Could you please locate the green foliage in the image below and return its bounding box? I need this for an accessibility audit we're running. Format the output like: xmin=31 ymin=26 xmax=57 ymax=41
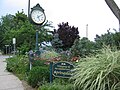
xmin=53 ymin=78 xmax=70 ymax=85
xmin=6 ymin=55 xmax=50 ymax=88
xmin=32 ymin=60 xmax=47 ymax=67
xmin=27 ymin=66 xmax=49 ymax=88
xmin=95 ymin=30 xmax=115 ymax=49
xmin=113 ymin=32 xmax=120 ymax=49
xmin=38 ymin=78 xmax=74 ymax=90
xmin=6 ymin=55 xmax=29 ymax=79
xmin=39 ymin=83 xmax=74 ymax=90
xmin=17 ymin=43 xmax=30 ymax=54
xmin=71 ymin=47 xmax=120 ymax=90
xmin=0 ymin=11 xmax=53 ymax=54
xmin=71 ymin=37 xmax=97 ymax=58
xmin=0 ymin=14 xmax=14 ymax=50
xmin=51 ymin=33 xmax=63 ymax=52
xmin=94 ymin=29 xmax=120 ymax=49
xmin=0 ymin=11 xmax=35 ymax=54
xmin=38 ymin=20 xmax=53 ymax=43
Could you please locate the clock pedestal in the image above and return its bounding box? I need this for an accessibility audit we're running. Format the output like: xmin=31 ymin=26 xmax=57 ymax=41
xmin=35 ymin=30 xmax=39 ymax=50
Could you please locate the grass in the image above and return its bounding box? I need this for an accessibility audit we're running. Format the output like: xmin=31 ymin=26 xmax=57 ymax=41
xmin=71 ymin=47 xmax=120 ymax=90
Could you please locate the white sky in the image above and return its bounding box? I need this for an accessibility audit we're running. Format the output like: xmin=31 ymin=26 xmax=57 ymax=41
xmin=0 ymin=0 xmax=120 ymax=41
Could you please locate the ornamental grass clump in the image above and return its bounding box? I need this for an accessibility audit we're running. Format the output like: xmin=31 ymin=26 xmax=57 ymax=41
xmin=71 ymin=47 xmax=120 ymax=90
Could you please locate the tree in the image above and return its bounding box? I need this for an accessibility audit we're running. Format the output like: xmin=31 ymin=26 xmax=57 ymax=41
xmin=71 ymin=37 xmax=97 ymax=57
xmin=0 ymin=14 xmax=14 ymax=51
xmin=94 ymin=29 xmax=116 ymax=49
xmin=51 ymin=29 xmax=63 ymax=52
xmin=112 ymin=32 xmax=120 ymax=49
xmin=36 ymin=21 xmax=53 ymax=43
xmin=0 ymin=11 xmax=53 ymax=54
xmin=52 ymin=22 xmax=79 ymax=50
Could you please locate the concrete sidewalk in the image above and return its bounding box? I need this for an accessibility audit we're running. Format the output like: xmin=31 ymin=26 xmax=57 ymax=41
xmin=0 ymin=55 xmax=24 ymax=90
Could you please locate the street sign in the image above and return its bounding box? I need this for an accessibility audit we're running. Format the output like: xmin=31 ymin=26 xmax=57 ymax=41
xmin=49 ymin=61 xmax=74 ymax=83
xmin=52 ymin=61 xmax=74 ymax=78
xmin=105 ymin=0 xmax=120 ymax=20
xmin=5 ymin=45 xmax=9 ymax=47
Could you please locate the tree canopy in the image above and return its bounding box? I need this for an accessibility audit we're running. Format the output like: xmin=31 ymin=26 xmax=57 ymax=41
xmin=94 ymin=29 xmax=120 ymax=49
xmin=51 ymin=22 xmax=79 ymax=51
xmin=0 ymin=11 xmax=53 ymax=54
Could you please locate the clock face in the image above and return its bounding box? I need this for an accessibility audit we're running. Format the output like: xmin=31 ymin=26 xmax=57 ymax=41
xmin=31 ymin=10 xmax=45 ymax=24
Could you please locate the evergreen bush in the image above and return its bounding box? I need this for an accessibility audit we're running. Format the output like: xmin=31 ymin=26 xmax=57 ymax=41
xmin=38 ymin=78 xmax=75 ymax=90
xmin=27 ymin=66 xmax=49 ymax=88
xmin=32 ymin=60 xmax=47 ymax=67
xmin=38 ymin=82 xmax=74 ymax=90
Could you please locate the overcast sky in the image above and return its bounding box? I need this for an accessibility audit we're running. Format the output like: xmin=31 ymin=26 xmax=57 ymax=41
xmin=0 ymin=0 xmax=120 ymax=41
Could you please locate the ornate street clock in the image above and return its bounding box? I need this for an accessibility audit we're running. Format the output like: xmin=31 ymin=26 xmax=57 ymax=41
xmin=30 ymin=4 xmax=46 ymax=25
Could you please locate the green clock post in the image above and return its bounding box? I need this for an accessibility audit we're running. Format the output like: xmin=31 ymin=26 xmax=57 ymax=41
xmin=29 ymin=3 xmax=46 ymax=52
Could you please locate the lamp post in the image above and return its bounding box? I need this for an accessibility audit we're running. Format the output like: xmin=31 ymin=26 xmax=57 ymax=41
xmin=28 ymin=2 xmax=46 ymax=70
xmin=28 ymin=0 xmax=30 ymax=17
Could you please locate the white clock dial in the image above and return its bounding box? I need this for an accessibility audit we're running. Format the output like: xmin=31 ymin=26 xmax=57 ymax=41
xmin=31 ymin=10 xmax=45 ymax=24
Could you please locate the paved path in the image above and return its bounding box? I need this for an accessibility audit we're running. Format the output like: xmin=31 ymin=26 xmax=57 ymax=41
xmin=0 ymin=55 xmax=24 ymax=90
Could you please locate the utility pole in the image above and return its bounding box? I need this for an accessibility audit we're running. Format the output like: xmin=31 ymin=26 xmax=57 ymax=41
xmin=28 ymin=0 xmax=32 ymax=70
xmin=28 ymin=0 xmax=30 ymax=17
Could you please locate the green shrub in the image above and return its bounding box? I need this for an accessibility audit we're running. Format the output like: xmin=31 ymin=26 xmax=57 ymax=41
xmin=70 ymin=38 xmax=98 ymax=58
xmin=6 ymin=57 xmax=18 ymax=72
xmin=17 ymin=43 xmax=29 ymax=55
xmin=32 ymin=60 xmax=47 ymax=67
xmin=38 ymin=78 xmax=75 ymax=90
xmin=71 ymin=47 xmax=120 ymax=90
xmin=38 ymin=83 xmax=74 ymax=90
xmin=27 ymin=66 xmax=49 ymax=88
xmin=6 ymin=55 xmax=29 ymax=79
xmin=53 ymin=78 xmax=70 ymax=85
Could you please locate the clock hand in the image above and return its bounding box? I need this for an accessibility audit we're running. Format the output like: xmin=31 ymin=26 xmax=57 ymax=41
xmin=37 ymin=15 xmax=40 ymax=21
xmin=37 ymin=15 xmax=40 ymax=18
xmin=38 ymin=14 xmax=43 ymax=17
xmin=36 ymin=14 xmax=44 ymax=22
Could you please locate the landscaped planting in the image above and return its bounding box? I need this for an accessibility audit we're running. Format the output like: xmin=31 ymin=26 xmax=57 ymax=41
xmin=6 ymin=47 xmax=120 ymax=90
xmin=6 ymin=50 xmax=60 ymax=88
xmin=6 ymin=55 xmax=29 ymax=80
